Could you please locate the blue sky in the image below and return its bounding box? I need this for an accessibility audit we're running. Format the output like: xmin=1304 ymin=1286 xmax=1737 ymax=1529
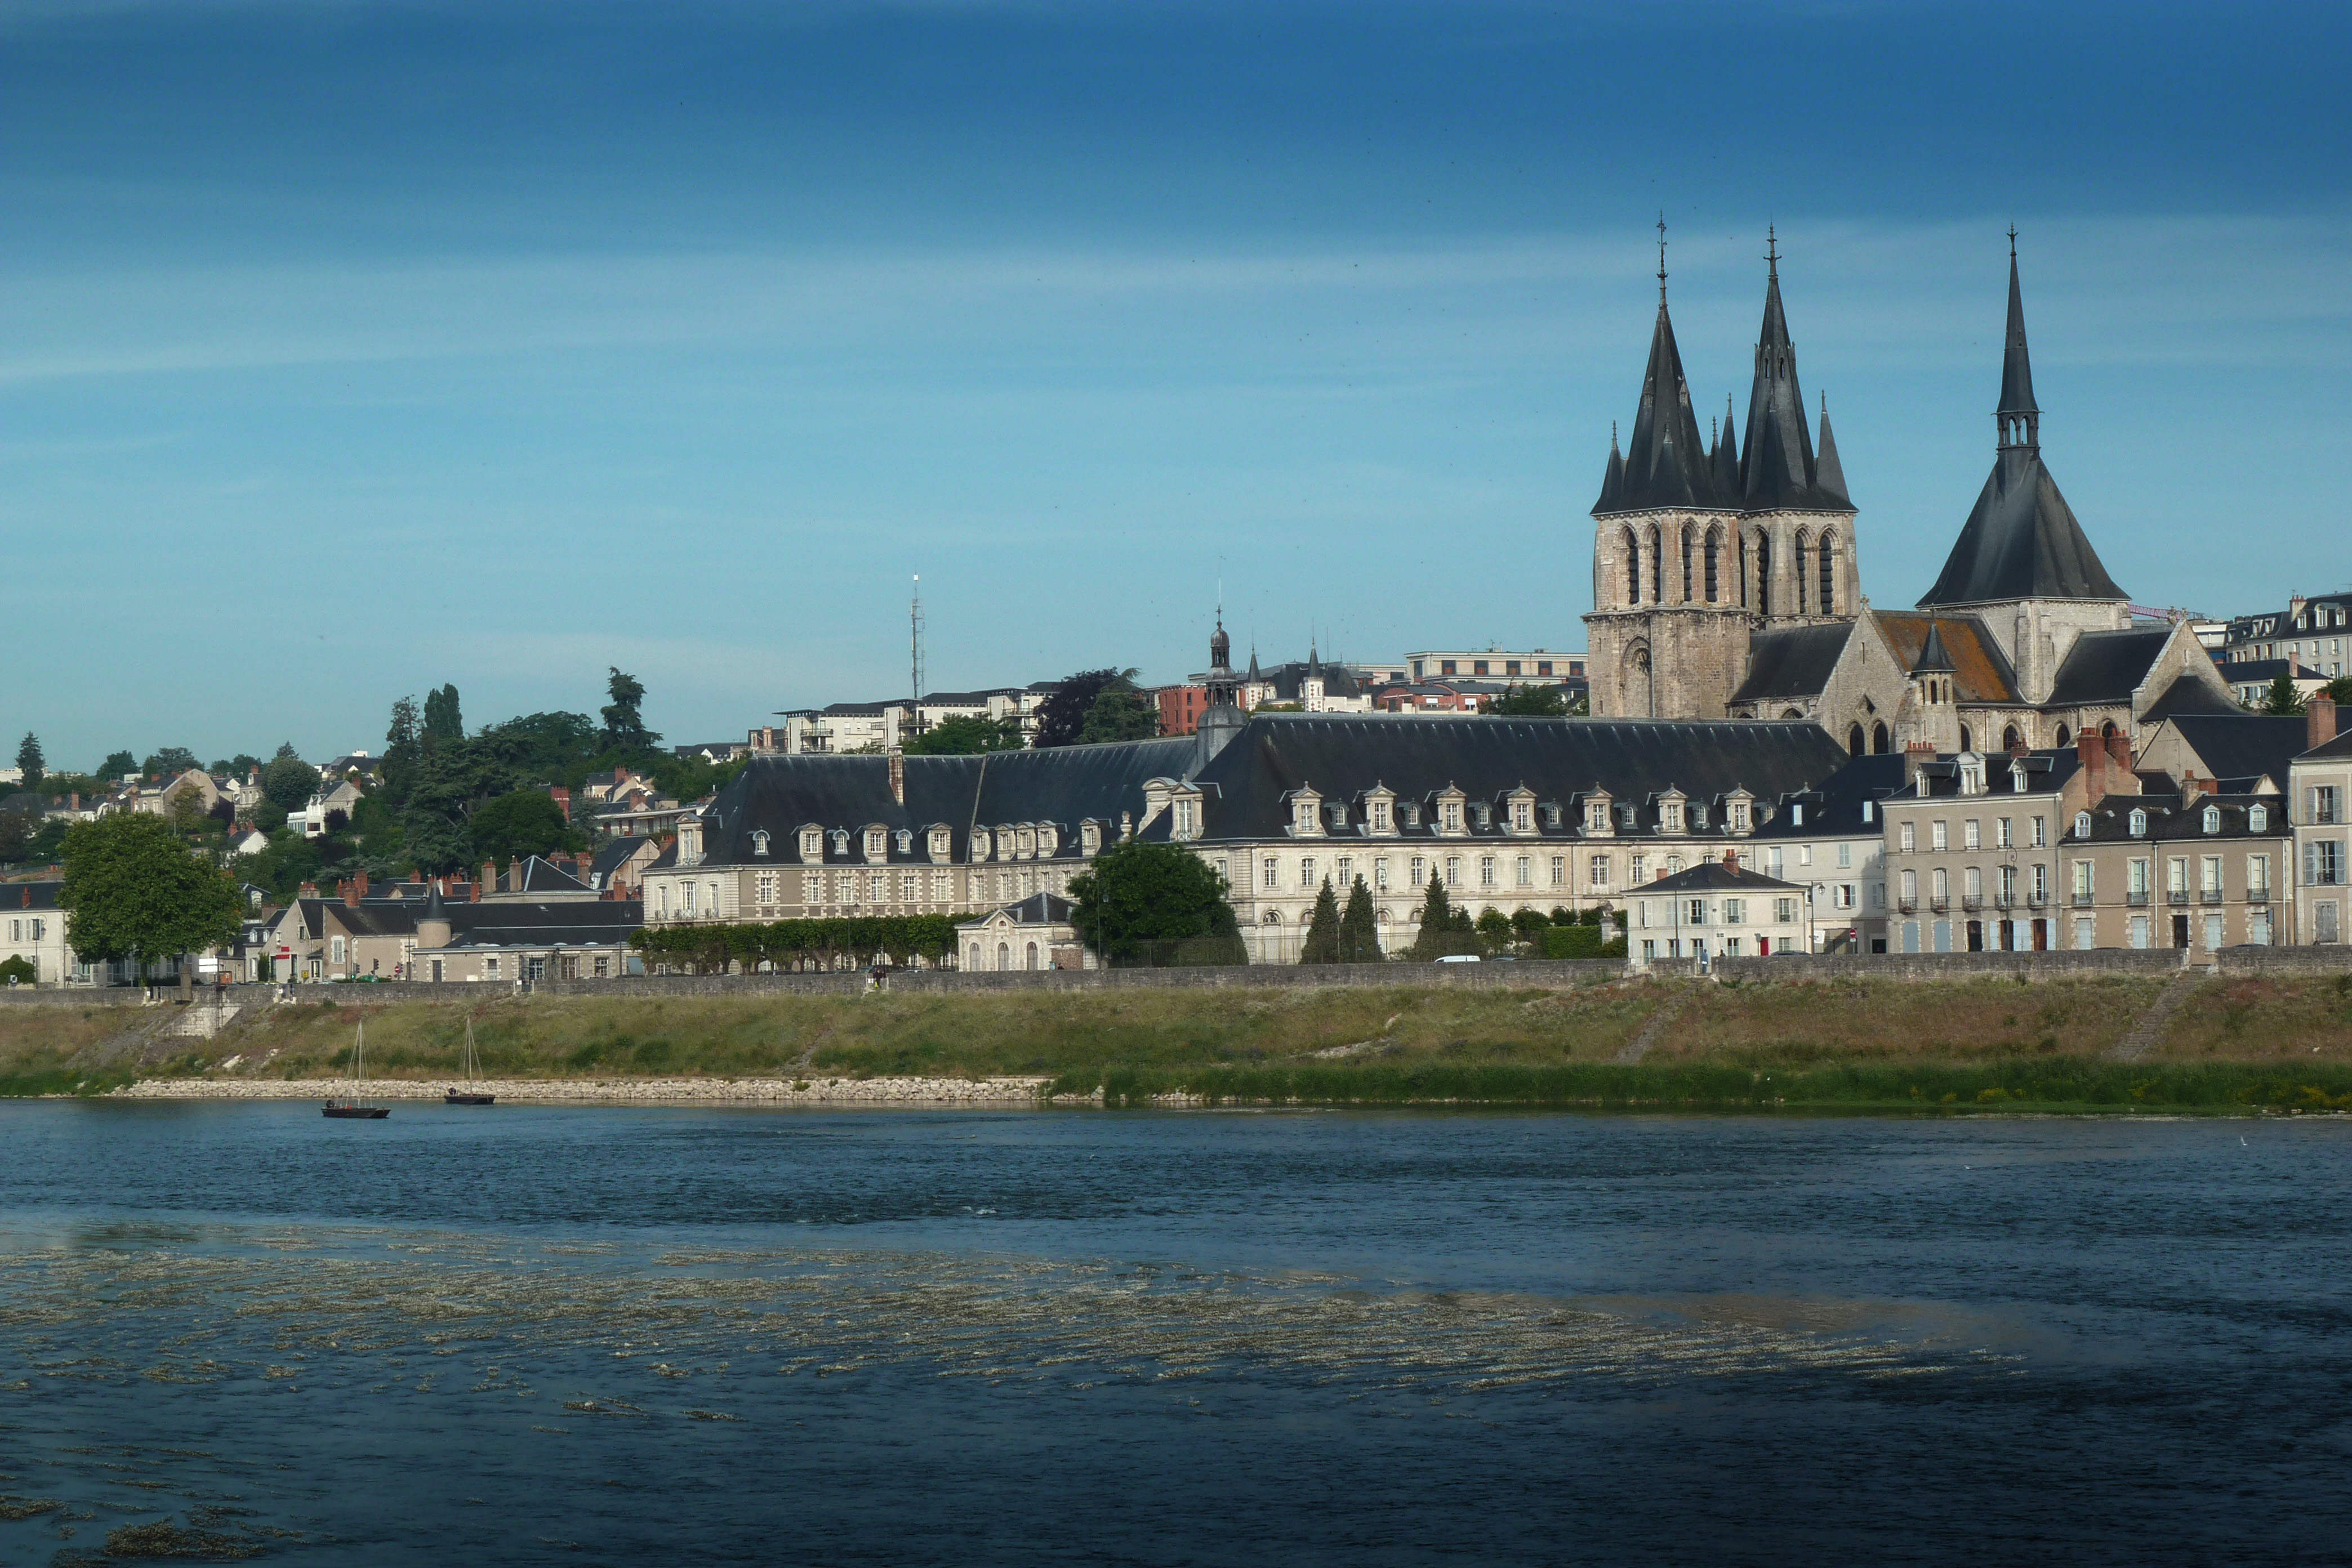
xmin=3 ymin=0 xmax=2346 ymax=768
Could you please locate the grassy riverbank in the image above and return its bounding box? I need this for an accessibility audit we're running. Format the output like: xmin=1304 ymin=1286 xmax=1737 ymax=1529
xmin=2 ymin=970 xmax=2348 ymax=1110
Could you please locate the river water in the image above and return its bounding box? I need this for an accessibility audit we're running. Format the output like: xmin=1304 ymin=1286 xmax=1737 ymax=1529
xmin=0 ymin=1102 xmax=2345 ymax=1566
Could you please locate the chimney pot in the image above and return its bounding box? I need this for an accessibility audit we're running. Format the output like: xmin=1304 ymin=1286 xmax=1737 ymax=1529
xmin=2310 ymin=694 xmax=2339 ymax=752
xmin=2106 ymin=729 xmax=2134 ymax=782
xmin=341 ymin=877 xmax=359 ymax=908
xmin=468 ymin=876 xmax=480 ymax=903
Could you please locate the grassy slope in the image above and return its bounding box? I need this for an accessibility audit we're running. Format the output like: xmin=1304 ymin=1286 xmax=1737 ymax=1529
xmin=3 ymin=973 xmax=2349 ymax=1110
xmin=0 ymin=1005 xmax=157 ymax=1095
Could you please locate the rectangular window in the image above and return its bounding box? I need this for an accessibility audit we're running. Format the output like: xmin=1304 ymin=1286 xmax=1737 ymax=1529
xmin=2032 ymin=864 xmax=2048 ymax=902
xmin=2032 ymin=815 xmax=2048 ymax=848
xmin=1300 ymin=857 xmax=1317 ymax=889
xmin=2202 ymin=856 xmax=2222 ymax=894
xmin=1641 ymin=939 xmax=1656 ymax=960
xmin=1900 ymin=868 xmax=1917 ymax=904
xmin=1931 ymin=821 xmax=1949 ymax=852
xmin=1264 ymin=857 xmax=1280 ymax=890
xmin=1964 ymin=820 xmax=1981 ymax=850
xmin=1766 ymin=847 xmax=1784 ymax=879
xmin=902 ymin=871 xmax=919 ymax=901
xmin=330 ymin=936 xmax=345 ymax=965
xmin=1799 ymin=844 xmax=1812 ymax=867
xmin=1513 ymin=856 xmax=1530 ymax=888
xmin=1899 ymin=821 xmax=1917 ymax=853
xmin=1722 ymin=897 xmax=1744 ymax=924
xmin=683 ymin=882 xmax=697 ymax=915
xmin=2249 ymin=906 xmax=2273 ymax=946
xmin=1932 ymin=867 xmax=1949 ymax=902
xmin=1965 ymin=865 xmax=1982 ymax=897
xmin=2128 ymin=859 xmax=2150 ymax=895
xmin=2249 ymin=854 xmax=2270 ymax=893
xmin=2312 ymin=786 xmax=2342 ymax=824
xmin=2168 ymin=857 xmax=2189 ymax=895
xmin=1775 ymin=898 xmax=1798 ymax=924
xmin=1997 ymin=817 xmax=2012 ymax=849
xmin=2204 ymin=913 xmax=2225 ymax=951
xmin=1444 ymin=856 xmax=1461 ymax=887
xmin=756 ymin=872 xmax=776 ymax=904
xmin=1590 ymin=856 xmax=1610 ymax=887
xmin=1411 ymin=856 xmax=1427 ymax=886
xmin=594 ymin=956 xmax=609 ymax=977
xmin=2074 ymin=915 xmax=2096 ymax=950
xmin=2312 ymin=842 xmax=2344 ymax=885
xmin=1837 ymin=842 xmax=1852 ymax=869
xmin=2128 ymin=914 xmax=2150 ymax=949
xmin=1688 ymin=898 xmax=1707 ymax=926
xmin=1337 ymin=856 xmax=1352 ymax=889
xmin=1631 ymin=854 xmax=1647 ymax=884
xmin=1549 ymin=856 xmax=1566 ymax=888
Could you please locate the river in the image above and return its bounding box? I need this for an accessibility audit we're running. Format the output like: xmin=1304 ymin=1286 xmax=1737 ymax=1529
xmin=1 ymin=1101 xmax=2345 ymax=1565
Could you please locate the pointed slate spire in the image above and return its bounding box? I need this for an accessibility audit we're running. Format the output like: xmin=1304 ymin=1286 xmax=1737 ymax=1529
xmin=1998 ymin=228 xmax=2038 ymax=422
xmin=1739 ymin=229 xmax=1847 ymax=513
xmin=1596 ymin=422 xmax=1625 ymax=512
xmin=1246 ymin=644 xmax=1261 ymax=682
xmin=1712 ymin=394 xmax=1741 ymax=496
xmin=1813 ymin=392 xmax=1850 ymax=507
xmin=1919 ymin=242 xmax=2126 ymax=608
xmin=1594 ymin=222 xmax=1726 ymax=514
xmin=1912 ymin=618 xmax=1957 ymax=676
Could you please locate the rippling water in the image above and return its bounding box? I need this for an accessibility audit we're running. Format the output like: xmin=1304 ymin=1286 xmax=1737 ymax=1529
xmin=1 ymin=1101 xmax=2346 ymax=1565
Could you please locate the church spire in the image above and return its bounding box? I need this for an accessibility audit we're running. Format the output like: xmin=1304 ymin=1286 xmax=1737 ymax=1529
xmin=1997 ymin=228 xmax=2039 ymax=437
xmin=1814 ymin=392 xmax=1850 ymax=507
xmin=1594 ymin=220 xmax=1725 ymax=514
xmin=1739 ymin=227 xmax=1846 ymax=512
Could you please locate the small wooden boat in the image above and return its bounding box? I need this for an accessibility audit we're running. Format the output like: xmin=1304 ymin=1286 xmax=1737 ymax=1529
xmin=445 ymin=1017 xmax=495 ymax=1106
xmin=324 ymin=1018 xmax=390 ymax=1119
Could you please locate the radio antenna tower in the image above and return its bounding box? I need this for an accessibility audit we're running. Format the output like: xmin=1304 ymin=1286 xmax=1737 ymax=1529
xmin=910 ymin=573 xmax=926 ymax=718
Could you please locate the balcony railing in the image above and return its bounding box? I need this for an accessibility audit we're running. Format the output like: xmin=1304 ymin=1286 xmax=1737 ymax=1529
xmin=1993 ymin=892 xmax=2015 ymax=910
xmin=1896 ymin=899 xmax=1918 ymax=915
xmin=2167 ymin=889 xmax=2191 ymax=905
xmin=2200 ymin=889 xmax=2225 ymax=905
xmin=1930 ymin=897 xmax=1950 ymax=912
xmin=1961 ymin=893 xmax=1984 ymax=910
xmin=2027 ymin=892 xmax=2047 ymax=908
xmin=2072 ymin=892 xmax=2096 ymax=907
xmin=2248 ymin=886 xmax=2272 ymax=903
xmin=2126 ymin=890 xmax=2151 ymax=906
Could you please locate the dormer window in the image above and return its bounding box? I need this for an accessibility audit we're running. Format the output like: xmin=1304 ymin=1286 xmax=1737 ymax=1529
xmin=930 ymin=827 xmax=952 ymax=859
xmin=1859 ymin=800 xmax=1873 ymax=825
xmin=801 ymin=827 xmax=824 ymax=860
xmin=751 ymin=830 xmax=770 ymax=857
xmin=1690 ymin=804 xmax=1709 ymax=830
xmin=1038 ymin=825 xmax=1058 ymax=856
xmin=1790 ymin=803 xmax=1804 ymax=826
xmin=1295 ymin=799 xmax=1317 ymax=833
xmin=866 ymin=827 xmax=889 ymax=859
xmin=2011 ymin=768 xmax=2027 ymax=794
xmin=1542 ymin=804 xmax=1561 ymax=829
xmin=831 ymin=829 xmax=851 ymax=857
xmin=1469 ymin=803 xmax=1490 ymax=830
xmin=1326 ymin=802 xmax=1348 ymax=830
xmin=1444 ymin=802 xmax=1462 ymax=832
xmin=2128 ymin=809 xmax=2147 ymax=838
xmin=1587 ymin=802 xmax=1608 ymax=831
xmin=2202 ymin=805 xmax=2220 ymax=834
xmin=1081 ymin=821 xmax=1102 ymax=855
xmin=1370 ymin=800 xmax=1391 ymax=832
xmin=971 ymin=828 xmax=992 ymax=862
xmin=2249 ymin=805 xmax=2268 ymax=833
xmin=2074 ymin=811 xmax=2092 ymax=839
xmin=1174 ymin=799 xmax=1197 ymax=839
xmin=895 ymin=828 xmax=913 ymax=855
xmin=1660 ymin=801 xmax=1683 ymax=831
xmin=1732 ymin=801 xmax=1752 ymax=830
xmin=1617 ymin=804 xmax=1637 ymax=829
xmin=1402 ymin=803 xmax=1422 ymax=828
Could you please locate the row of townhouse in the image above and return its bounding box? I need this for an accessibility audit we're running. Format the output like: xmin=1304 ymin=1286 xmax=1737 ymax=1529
xmin=258 ymin=859 xmax=642 ymax=983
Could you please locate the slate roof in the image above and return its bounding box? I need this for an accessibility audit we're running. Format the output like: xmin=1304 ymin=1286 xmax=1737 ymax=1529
xmin=502 ymin=855 xmax=590 ymax=894
xmin=0 ymin=880 xmax=61 ymax=910
xmin=956 ymin=893 xmax=1078 ymax=930
xmin=590 ymin=836 xmax=654 ymax=877
xmin=2044 ymin=629 xmax=2173 ymax=706
xmin=1250 ymin=658 xmax=1364 ymax=703
xmin=2141 ymin=674 xmax=2249 ymax=720
xmin=1637 ymin=859 xmax=1802 ymax=895
xmin=1747 ymin=754 xmax=1909 ymax=840
xmin=1188 ymin=715 xmax=1849 ymax=841
xmin=441 ymin=902 xmax=643 ymax=949
xmin=2063 ymin=794 xmax=2281 ymax=846
xmin=1731 ymin=624 xmax=1855 ymax=703
xmin=1899 ymin=747 xmax=2084 ymax=802
xmin=2298 ymin=726 xmax=2352 ymax=763
xmin=1873 ymin=614 xmax=2019 ymax=703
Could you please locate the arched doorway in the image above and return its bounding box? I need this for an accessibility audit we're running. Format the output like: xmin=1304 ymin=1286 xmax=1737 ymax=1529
xmin=1872 ymin=721 xmax=1889 ymax=754
xmin=1848 ymin=724 xmax=1865 ymax=757
xmin=996 ymin=942 xmax=1010 ymax=971
xmin=967 ymin=943 xmax=981 ymax=971
xmin=1625 ymin=644 xmax=1654 ymax=719
xmin=1024 ymin=942 xmax=1039 ymax=971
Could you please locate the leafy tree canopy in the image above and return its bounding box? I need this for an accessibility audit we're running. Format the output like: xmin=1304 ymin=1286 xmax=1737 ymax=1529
xmin=0 ymin=809 xmax=34 ymax=864
xmin=261 ymin=755 xmax=321 ymax=811
xmin=422 ymin=684 xmax=464 ymax=741
xmin=2323 ymin=676 xmax=2352 ymax=707
xmin=1077 ymin=685 xmax=1160 ymax=745
xmin=26 ymin=817 xmax=68 ymax=862
xmin=141 ymin=747 xmax=199 ymax=779
xmin=1490 ymin=683 xmax=1569 ymax=717
xmin=99 ymin=751 xmax=137 ymax=781
xmin=1067 ymin=839 xmax=1241 ymax=960
xmin=1033 ymin=669 xmax=1136 ymax=749
xmin=60 ymin=813 xmax=243 ymax=963
xmin=15 ymin=732 xmax=42 ymax=791
xmin=469 ymin=789 xmax=580 ymax=868
xmin=600 ymin=667 xmax=658 ymax=754
xmin=906 ymin=714 xmax=1026 ymax=755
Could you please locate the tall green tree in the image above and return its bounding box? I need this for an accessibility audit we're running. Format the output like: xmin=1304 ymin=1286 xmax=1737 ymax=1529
xmin=382 ymin=695 xmax=422 ymax=804
xmin=2259 ymin=674 xmax=2306 ymax=716
xmin=600 ymin=668 xmax=658 ymax=754
xmin=469 ymin=789 xmax=580 ymax=867
xmin=1409 ymin=868 xmax=1471 ymax=960
xmin=142 ymin=747 xmax=198 ymax=778
xmin=15 ymin=733 xmax=42 ymax=792
xmin=1489 ymin=683 xmax=1568 ymax=717
xmin=99 ymin=750 xmax=137 ymax=781
xmin=1033 ymin=669 xmax=1134 ymax=749
xmin=423 ymin=684 xmax=464 ymax=742
xmin=1066 ymin=839 xmax=1244 ymax=963
xmin=1299 ymin=877 xmax=1342 ymax=964
xmin=1338 ymin=875 xmax=1379 ymax=961
xmin=2322 ymin=676 xmax=2352 ymax=707
xmin=261 ymin=754 xmax=320 ymax=811
xmin=60 ymin=813 xmax=243 ymax=978
xmin=906 ymin=714 xmax=1026 ymax=755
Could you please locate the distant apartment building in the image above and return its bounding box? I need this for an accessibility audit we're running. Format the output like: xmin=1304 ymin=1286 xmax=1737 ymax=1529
xmin=2291 ymin=697 xmax=2349 ymax=945
xmin=2221 ymin=593 xmax=2352 ymax=683
xmin=1405 ymin=649 xmax=1586 ymax=683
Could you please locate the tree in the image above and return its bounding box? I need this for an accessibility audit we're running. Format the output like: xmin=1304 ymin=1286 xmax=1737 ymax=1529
xmin=1077 ymin=685 xmax=1160 ymax=745
xmin=1409 ymin=871 xmax=1475 ymax=960
xmin=600 ymin=668 xmax=659 ymax=754
xmin=60 ymin=813 xmax=243 ymax=978
xmin=207 ymin=798 xmax=236 ymax=828
xmin=2324 ymin=676 xmax=2352 ymax=707
xmin=1033 ymin=669 xmax=1135 ymax=749
xmin=2259 ymin=674 xmax=2305 ymax=716
xmin=423 ymin=684 xmax=464 ymax=742
xmin=142 ymin=747 xmax=198 ymax=779
xmin=906 ymin=714 xmax=1026 ymax=755
xmin=1490 ymin=683 xmax=1569 ymax=717
xmin=1066 ymin=839 xmax=1244 ymax=964
xmin=100 ymin=750 xmax=137 ymax=781
xmin=1299 ymin=877 xmax=1342 ymax=964
xmin=1510 ymin=907 xmax=1551 ymax=941
xmin=0 ymin=809 xmax=33 ymax=863
xmin=469 ymin=789 xmax=580 ymax=866
xmin=15 ymin=733 xmax=42 ymax=792
xmin=26 ymin=817 xmax=68 ymax=862
xmin=261 ymin=754 xmax=320 ymax=811
xmin=1475 ymin=908 xmax=1513 ymax=945
xmin=1338 ymin=875 xmax=1379 ymax=962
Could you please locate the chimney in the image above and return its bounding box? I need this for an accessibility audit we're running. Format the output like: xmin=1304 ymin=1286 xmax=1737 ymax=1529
xmin=299 ymin=880 xmax=318 ymax=899
xmin=1722 ymin=850 xmax=1738 ymax=869
xmin=19 ymin=887 xmax=29 ymax=908
xmin=468 ymin=876 xmax=481 ymax=903
xmin=2105 ymin=729 xmax=2133 ymax=779
xmin=2311 ymin=694 xmax=2339 ymax=752
xmin=2077 ymin=732 xmax=2106 ymax=807
xmin=354 ymin=869 xmax=369 ymax=901
xmin=889 ymin=751 xmax=905 ymax=806
xmin=68 ymin=792 xmax=78 ymax=812
xmin=1901 ymin=741 xmax=1936 ymax=790
xmin=340 ymin=877 xmax=358 ymax=907
xmin=550 ymin=785 xmax=571 ymax=823
xmin=482 ymin=859 xmax=497 ymax=893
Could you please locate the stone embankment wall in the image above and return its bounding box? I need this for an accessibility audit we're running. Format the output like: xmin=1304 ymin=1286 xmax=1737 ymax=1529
xmin=114 ymin=1074 xmax=1063 ymax=1104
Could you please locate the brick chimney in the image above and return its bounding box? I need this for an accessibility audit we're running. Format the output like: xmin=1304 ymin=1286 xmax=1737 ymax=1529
xmin=2077 ymin=732 xmax=2106 ymax=807
xmin=2311 ymin=694 xmax=2339 ymax=752
xmin=888 ymin=751 xmax=905 ymax=806
xmin=1722 ymin=850 xmax=1738 ymax=869
xmin=468 ymin=876 xmax=480 ymax=903
xmin=19 ymin=887 xmax=29 ymax=908
xmin=1901 ymin=741 xmax=1936 ymax=790
xmin=549 ymin=785 xmax=571 ymax=823
xmin=299 ymin=880 xmax=318 ymax=899
xmin=354 ymin=869 xmax=369 ymax=901
xmin=2105 ymin=728 xmax=2133 ymax=778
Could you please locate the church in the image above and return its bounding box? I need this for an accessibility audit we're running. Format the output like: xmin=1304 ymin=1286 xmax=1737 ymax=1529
xmin=1583 ymin=231 xmax=2234 ymax=754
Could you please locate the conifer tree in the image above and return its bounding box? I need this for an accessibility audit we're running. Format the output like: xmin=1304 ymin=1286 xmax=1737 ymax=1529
xmin=1338 ymin=875 xmax=1378 ymax=961
xmin=1409 ymin=869 xmax=1457 ymax=959
xmin=1299 ymin=876 xmax=1342 ymax=964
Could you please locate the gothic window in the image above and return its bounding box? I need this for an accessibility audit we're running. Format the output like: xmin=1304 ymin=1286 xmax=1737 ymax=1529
xmin=1680 ymin=525 xmax=1694 ymax=602
xmin=1794 ymin=531 xmax=1810 ymax=614
xmin=2002 ymin=725 xmax=2023 ymax=751
xmin=1959 ymin=725 xmax=1974 ymax=753
xmin=1703 ymin=528 xmax=1721 ymax=603
xmin=1872 ymin=722 xmax=1888 ymax=754
xmin=1818 ymin=533 xmax=1836 ymax=614
xmin=1848 ymin=724 xmax=1865 ymax=757
xmin=1624 ymin=528 xmax=1641 ymax=606
xmin=2054 ymin=724 xmax=2072 ymax=749
xmin=1754 ymin=533 xmax=1772 ymax=617
xmin=1647 ymin=524 xmax=1663 ymax=604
